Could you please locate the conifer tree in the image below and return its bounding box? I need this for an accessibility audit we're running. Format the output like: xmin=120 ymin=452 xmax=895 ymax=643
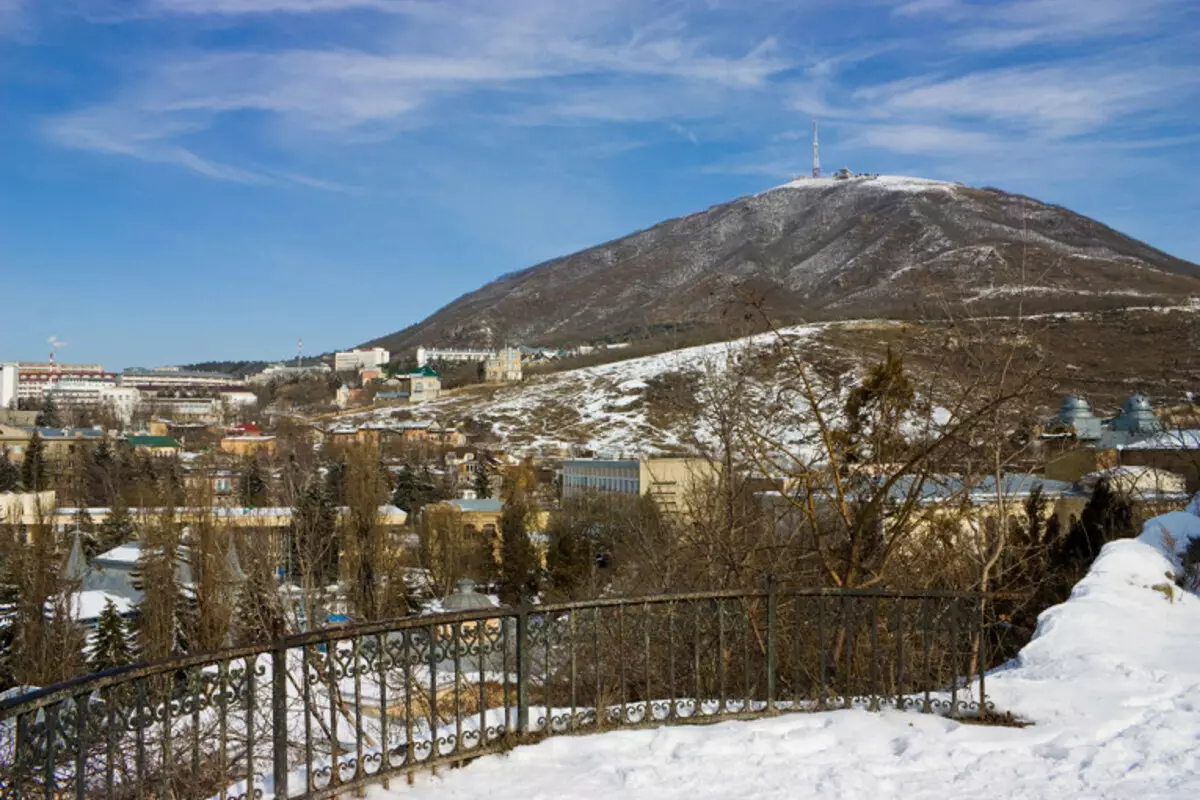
xmin=91 ymin=599 xmax=132 ymax=672
xmin=95 ymin=502 xmax=135 ymax=555
xmin=473 ymin=463 xmax=492 ymax=499
xmin=20 ymin=431 xmax=47 ymax=491
xmin=498 ymin=497 xmax=540 ymax=605
xmin=35 ymin=397 xmax=61 ymax=428
xmin=0 ymin=451 xmax=18 ymax=492
xmin=238 ymin=456 xmax=269 ymax=508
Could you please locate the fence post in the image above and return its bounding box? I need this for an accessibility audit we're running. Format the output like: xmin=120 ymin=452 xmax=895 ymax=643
xmin=766 ymin=577 xmax=778 ymax=711
xmin=272 ymin=642 xmax=290 ymax=799
xmin=977 ymin=596 xmax=988 ymax=719
xmin=516 ymin=604 xmax=530 ymax=735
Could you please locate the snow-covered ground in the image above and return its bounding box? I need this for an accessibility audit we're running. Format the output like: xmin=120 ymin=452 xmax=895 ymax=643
xmin=338 ymin=324 xmax=829 ymax=457
xmin=368 ymin=498 xmax=1200 ymax=799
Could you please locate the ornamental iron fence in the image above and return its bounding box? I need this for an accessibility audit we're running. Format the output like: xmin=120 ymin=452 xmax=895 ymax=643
xmin=0 ymin=587 xmax=1003 ymax=799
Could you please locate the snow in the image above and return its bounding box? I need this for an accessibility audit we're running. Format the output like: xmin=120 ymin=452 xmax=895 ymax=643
xmin=70 ymin=590 xmax=133 ymax=622
xmin=768 ymin=174 xmax=960 ymax=194
xmin=368 ymin=497 xmax=1200 ymax=800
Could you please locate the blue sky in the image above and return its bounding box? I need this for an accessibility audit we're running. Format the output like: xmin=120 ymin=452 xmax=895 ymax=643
xmin=1 ymin=0 xmax=1197 ymax=367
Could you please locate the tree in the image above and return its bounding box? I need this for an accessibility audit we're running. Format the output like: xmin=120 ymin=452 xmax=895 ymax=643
xmin=289 ymin=477 xmax=340 ymax=594
xmin=133 ymin=508 xmax=188 ymax=661
xmin=473 ymin=463 xmax=492 ymax=499
xmin=20 ymin=431 xmax=47 ymax=492
xmin=498 ymin=497 xmax=540 ymax=605
xmin=0 ymin=451 xmax=18 ymax=492
xmin=1060 ymin=478 xmax=1136 ymax=568
xmin=341 ymin=442 xmax=405 ymax=621
xmin=90 ymin=599 xmax=133 ymax=672
xmin=238 ymin=456 xmax=269 ymax=508
xmin=95 ymin=502 xmax=136 ymax=555
xmin=35 ymin=397 xmax=61 ymax=428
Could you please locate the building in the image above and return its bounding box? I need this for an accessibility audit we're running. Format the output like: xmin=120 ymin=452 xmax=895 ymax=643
xmin=127 ymin=435 xmax=183 ymax=457
xmin=100 ymin=386 xmax=141 ymax=425
xmin=0 ymin=490 xmax=56 ymax=525
xmin=0 ymin=363 xmax=17 ymax=409
xmin=45 ymin=376 xmax=117 ymax=409
xmin=1051 ymin=393 xmax=1165 ymax=448
xmin=396 ymin=366 xmax=441 ymax=403
xmin=16 ymin=363 xmax=112 ymax=402
xmin=31 ymin=427 xmax=106 ymax=461
xmin=219 ymin=435 xmax=277 ymax=457
xmin=120 ymin=367 xmax=242 ymax=393
xmin=484 ymin=347 xmax=523 ymax=383
xmin=248 ymin=362 xmax=332 ymax=385
xmin=219 ymin=390 xmax=258 ymax=409
xmin=335 ymin=348 xmax=390 ymax=373
xmin=416 ymin=346 xmax=493 ymax=368
xmin=360 ymin=367 xmax=384 ymax=384
xmin=561 ymin=457 xmax=715 ymax=514
xmin=142 ymin=396 xmax=219 ymax=422
xmin=0 ymin=424 xmax=31 ymax=461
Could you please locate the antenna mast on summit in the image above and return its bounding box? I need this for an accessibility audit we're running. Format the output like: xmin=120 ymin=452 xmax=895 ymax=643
xmin=812 ymin=120 xmax=821 ymax=179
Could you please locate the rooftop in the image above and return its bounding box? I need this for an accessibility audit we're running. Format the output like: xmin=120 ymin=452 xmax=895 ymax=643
xmin=127 ymin=435 xmax=182 ymax=449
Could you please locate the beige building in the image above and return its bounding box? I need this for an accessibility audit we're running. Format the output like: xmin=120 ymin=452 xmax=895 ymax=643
xmin=396 ymin=366 xmax=441 ymax=403
xmin=560 ymin=457 xmax=715 ymax=514
xmin=0 ymin=490 xmax=57 ymax=525
xmin=484 ymin=348 xmax=522 ymax=383
xmin=219 ymin=435 xmax=277 ymax=457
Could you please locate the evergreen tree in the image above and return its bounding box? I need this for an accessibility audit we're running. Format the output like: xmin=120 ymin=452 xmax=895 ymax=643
xmin=1060 ymin=478 xmax=1136 ymax=568
xmin=472 ymin=463 xmax=492 ymax=499
xmin=90 ymin=599 xmax=132 ymax=672
xmin=20 ymin=432 xmax=47 ymax=491
xmin=35 ymin=397 xmax=61 ymax=428
xmin=0 ymin=451 xmax=19 ymax=492
xmin=290 ymin=478 xmax=339 ymax=586
xmin=498 ymin=498 xmax=540 ymax=605
xmin=238 ymin=456 xmax=269 ymax=508
xmin=95 ymin=503 xmax=136 ymax=555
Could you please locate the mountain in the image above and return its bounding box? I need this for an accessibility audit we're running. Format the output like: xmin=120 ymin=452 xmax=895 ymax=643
xmin=366 ymin=175 xmax=1200 ymax=355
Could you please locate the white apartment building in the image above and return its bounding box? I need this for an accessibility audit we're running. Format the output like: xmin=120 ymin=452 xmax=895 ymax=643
xmin=120 ymin=368 xmax=242 ymax=393
xmin=16 ymin=363 xmax=111 ymax=401
xmin=100 ymin=386 xmax=140 ymax=425
xmin=416 ymin=346 xmax=493 ymax=367
xmin=334 ymin=348 xmax=390 ymax=372
xmin=248 ymin=362 xmax=332 ymax=385
xmin=0 ymin=363 xmax=17 ymax=409
xmin=46 ymin=376 xmax=117 ymax=408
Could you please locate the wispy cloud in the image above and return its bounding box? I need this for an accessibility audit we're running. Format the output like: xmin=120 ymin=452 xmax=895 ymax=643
xmin=48 ymin=335 xmax=67 ymax=351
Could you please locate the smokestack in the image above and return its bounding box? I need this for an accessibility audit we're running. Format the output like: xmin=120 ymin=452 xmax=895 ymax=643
xmin=812 ymin=120 xmax=821 ymax=179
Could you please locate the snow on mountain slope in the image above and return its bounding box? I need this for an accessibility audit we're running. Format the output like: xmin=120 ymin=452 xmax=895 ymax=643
xmin=340 ymin=324 xmax=830 ymax=457
xmin=369 ymin=500 xmax=1200 ymax=800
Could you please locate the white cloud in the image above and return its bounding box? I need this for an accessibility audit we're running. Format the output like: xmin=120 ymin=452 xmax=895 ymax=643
xmin=48 ymin=336 xmax=67 ymax=351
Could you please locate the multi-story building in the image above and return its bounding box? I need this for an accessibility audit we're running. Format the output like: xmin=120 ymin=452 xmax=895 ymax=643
xmin=416 ymin=346 xmax=493 ymax=367
xmin=395 ymin=366 xmax=441 ymax=403
xmin=46 ymin=376 xmax=117 ymax=408
xmin=484 ymin=347 xmax=523 ymax=383
xmin=0 ymin=363 xmax=17 ymax=409
xmin=247 ymin=362 xmax=332 ymax=385
xmin=120 ymin=367 xmax=242 ymax=394
xmin=560 ymin=457 xmax=715 ymax=514
xmin=334 ymin=348 xmax=390 ymax=372
xmin=100 ymin=386 xmax=141 ymax=425
xmin=16 ymin=362 xmax=111 ymax=402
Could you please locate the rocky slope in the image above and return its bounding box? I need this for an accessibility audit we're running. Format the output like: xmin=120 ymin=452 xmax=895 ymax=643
xmin=366 ymin=175 xmax=1200 ymax=354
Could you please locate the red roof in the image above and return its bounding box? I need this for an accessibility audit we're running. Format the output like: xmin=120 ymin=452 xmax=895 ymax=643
xmin=228 ymin=423 xmax=261 ymax=435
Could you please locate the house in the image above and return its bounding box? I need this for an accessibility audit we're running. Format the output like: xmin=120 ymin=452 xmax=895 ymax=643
xmin=360 ymin=367 xmax=384 ymax=384
xmin=335 ymin=348 xmax=390 ymax=373
xmin=127 ymin=434 xmax=183 ymax=457
xmin=27 ymin=427 xmax=106 ymax=461
xmin=219 ymin=435 xmax=277 ymax=457
xmin=0 ymin=424 xmax=31 ymax=462
xmin=395 ymin=366 xmax=441 ymax=403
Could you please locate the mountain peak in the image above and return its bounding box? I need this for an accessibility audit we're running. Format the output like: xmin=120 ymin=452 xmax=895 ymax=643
xmin=365 ymin=179 xmax=1200 ymax=355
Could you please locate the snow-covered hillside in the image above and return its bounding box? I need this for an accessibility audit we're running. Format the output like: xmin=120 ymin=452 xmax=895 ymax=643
xmin=339 ymin=324 xmax=830 ymax=457
xmin=367 ymin=498 xmax=1200 ymax=799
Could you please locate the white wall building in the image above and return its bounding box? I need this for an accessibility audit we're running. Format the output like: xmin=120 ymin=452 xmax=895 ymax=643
xmin=46 ymin=377 xmax=118 ymax=409
xmin=0 ymin=363 xmax=17 ymax=409
xmin=120 ymin=368 xmax=242 ymax=392
xmin=248 ymin=362 xmax=332 ymax=385
xmin=335 ymin=348 xmax=390 ymax=372
xmin=416 ymin=346 xmax=494 ymax=367
xmin=99 ymin=386 xmax=141 ymax=425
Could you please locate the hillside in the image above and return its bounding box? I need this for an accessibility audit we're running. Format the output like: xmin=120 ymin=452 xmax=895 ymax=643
xmin=338 ymin=305 xmax=1200 ymax=457
xmin=365 ymin=175 xmax=1200 ymax=355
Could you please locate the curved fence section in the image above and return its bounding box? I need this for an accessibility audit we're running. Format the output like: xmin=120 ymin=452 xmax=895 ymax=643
xmin=0 ymin=588 xmax=1002 ymax=799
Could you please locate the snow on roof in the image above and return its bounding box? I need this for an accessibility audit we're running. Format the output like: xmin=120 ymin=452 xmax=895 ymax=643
xmin=95 ymin=544 xmax=141 ymax=564
xmin=70 ymin=590 xmax=134 ymax=621
xmin=1120 ymin=429 xmax=1200 ymax=450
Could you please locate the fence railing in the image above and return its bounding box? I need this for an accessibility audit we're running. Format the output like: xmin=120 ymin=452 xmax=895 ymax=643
xmin=0 ymin=587 xmax=1003 ymax=799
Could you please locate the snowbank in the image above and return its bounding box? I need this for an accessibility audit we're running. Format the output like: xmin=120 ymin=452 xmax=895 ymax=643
xmin=370 ymin=495 xmax=1200 ymax=799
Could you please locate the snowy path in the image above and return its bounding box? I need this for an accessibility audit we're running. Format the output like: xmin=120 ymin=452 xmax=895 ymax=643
xmin=369 ymin=504 xmax=1200 ymax=799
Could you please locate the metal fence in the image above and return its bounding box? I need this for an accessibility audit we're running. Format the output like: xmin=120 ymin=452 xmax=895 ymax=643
xmin=0 ymin=587 xmax=1001 ymax=799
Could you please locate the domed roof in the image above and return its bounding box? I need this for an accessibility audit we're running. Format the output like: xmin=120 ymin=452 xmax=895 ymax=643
xmin=1061 ymin=395 xmax=1091 ymax=412
xmin=1123 ymin=394 xmax=1153 ymax=413
xmin=441 ymin=579 xmax=498 ymax=613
